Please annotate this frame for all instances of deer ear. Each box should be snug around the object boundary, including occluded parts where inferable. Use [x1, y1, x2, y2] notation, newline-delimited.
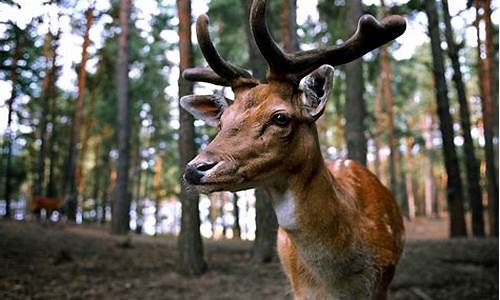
[180, 94, 229, 127]
[300, 65, 334, 121]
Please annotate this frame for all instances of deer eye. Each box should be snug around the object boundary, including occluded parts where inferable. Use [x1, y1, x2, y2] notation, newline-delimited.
[271, 112, 291, 127]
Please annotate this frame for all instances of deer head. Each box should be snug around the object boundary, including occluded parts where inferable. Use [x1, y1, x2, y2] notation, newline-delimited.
[180, 0, 405, 193]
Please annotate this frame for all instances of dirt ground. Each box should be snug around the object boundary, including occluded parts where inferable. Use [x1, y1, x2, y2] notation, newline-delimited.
[0, 218, 498, 300]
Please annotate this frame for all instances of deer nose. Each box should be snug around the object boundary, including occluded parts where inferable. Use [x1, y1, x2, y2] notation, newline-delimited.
[184, 161, 218, 184]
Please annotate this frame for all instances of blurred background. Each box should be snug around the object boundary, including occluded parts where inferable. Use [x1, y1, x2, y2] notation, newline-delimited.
[0, 0, 498, 299]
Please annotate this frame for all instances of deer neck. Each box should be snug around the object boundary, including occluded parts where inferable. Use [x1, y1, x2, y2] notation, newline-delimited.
[264, 154, 356, 247]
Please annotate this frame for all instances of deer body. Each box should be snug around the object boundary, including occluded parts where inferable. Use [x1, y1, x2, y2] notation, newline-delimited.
[31, 196, 61, 218]
[273, 159, 403, 300]
[179, 1, 406, 298]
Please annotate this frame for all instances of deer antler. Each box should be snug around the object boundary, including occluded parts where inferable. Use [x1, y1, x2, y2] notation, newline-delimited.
[250, 0, 406, 84]
[182, 14, 258, 88]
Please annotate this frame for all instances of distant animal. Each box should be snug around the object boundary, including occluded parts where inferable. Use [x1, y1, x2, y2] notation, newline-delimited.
[180, 0, 406, 299]
[30, 196, 61, 220]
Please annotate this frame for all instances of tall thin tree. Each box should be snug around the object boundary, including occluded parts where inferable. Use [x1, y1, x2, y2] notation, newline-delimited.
[111, 0, 131, 234]
[232, 193, 241, 239]
[62, 5, 94, 221]
[424, 0, 466, 237]
[379, 0, 400, 203]
[442, 0, 484, 236]
[2, 25, 21, 218]
[35, 31, 53, 198]
[343, 0, 367, 165]
[279, 0, 298, 52]
[475, 0, 498, 236]
[177, 0, 207, 275]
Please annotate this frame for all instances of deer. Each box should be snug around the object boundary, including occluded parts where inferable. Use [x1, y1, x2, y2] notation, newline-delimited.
[180, 0, 406, 299]
[30, 196, 61, 220]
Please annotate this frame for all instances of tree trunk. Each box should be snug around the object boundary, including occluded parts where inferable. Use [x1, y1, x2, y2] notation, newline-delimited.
[63, 6, 94, 221]
[111, 0, 131, 234]
[220, 193, 227, 238]
[3, 26, 21, 219]
[373, 77, 383, 180]
[133, 140, 143, 231]
[424, 0, 467, 237]
[279, 0, 298, 52]
[379, 0, 400, 203]
[232, 193, 241, 239]
[405, 134, 416, 220]
[475, 1, 498, 237]
[154, 154, 163, 235]
[343, 0, 367, 165]
[482, 0, 498, 141]
[35, 32, 53, 197]
[45, 28, 61, 198]
[423, 112, 437, 218]
[176, 0, 206, 276]
[210, 193, 218, 238]
[100, 160, 111, 225]
[381, 45, 399, 198]
[241, 0, 279, 263]
[442, 0, 485, 236]
[91, 140, 101, 222]
[253, 188, 278, 262]
[77, 79, 99, 197]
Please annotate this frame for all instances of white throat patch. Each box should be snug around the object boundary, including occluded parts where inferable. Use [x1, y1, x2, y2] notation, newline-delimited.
[271, 189, 297, 231]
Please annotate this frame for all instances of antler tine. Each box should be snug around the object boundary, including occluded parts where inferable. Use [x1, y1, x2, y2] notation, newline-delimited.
[249, 0, 293, 75]
[183, 67, 231, 86]
[193, 14, 255, 85]
[289, 15, 406, 80]
[250, 0, 406, 83]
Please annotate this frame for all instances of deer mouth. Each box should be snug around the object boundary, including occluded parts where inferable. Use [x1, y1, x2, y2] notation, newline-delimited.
[184, 160, 253, 193]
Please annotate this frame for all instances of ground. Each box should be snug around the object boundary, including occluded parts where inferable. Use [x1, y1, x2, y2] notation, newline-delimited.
[0, 218, 498, 300]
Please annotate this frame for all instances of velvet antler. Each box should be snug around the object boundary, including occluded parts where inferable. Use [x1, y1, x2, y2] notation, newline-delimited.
[250, 0, 406, 84]
[182, 14, 258, 88]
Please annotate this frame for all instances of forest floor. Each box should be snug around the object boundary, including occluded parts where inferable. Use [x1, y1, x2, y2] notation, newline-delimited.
[0, 218, 498, 300]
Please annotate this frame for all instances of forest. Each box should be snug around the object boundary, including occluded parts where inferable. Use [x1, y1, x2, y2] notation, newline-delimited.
[0, 0, 498, 299]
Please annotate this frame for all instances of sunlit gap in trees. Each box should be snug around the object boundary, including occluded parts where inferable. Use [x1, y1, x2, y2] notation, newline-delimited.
[0, 189, 257, 240]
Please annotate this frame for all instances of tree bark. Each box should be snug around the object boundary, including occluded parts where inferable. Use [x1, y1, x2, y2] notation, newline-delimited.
[99, 149, 111, 224]
[442, 0, 485, 236]
[133, 137, 143, 231]
[373, 77, 383, 180]
[35, 32, 53, 197]
[279, 0, 298, 52]
[45, 28, 61, 198]
[154, 154, 163, 235]
[77, 78, 99, 198]
[343, 0, 367, 165]
[379, 0, 400, 203]
[2, 26, 21, 218]
[423, 111, 437, 218]
[111, 0, 131, 234]
[232, 193, 241, 239]
[220, 193, 227, 238]
[482, 0, 498, 140]
[176, 0, 206, 276]
[241, 0, 279, 263]
[210, 193, 218, 238]
[405, 131, 416, 220]
[91, 139, 101, 222]
[63, 6, 94, 221]
[253, 188, 278, 262]
[3, 31, 20, 216]
[475, 1, 498, 236]
[424, 0, 467, 237]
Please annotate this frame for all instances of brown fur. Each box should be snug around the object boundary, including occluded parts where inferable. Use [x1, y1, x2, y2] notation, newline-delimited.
[275, 160, 404, 300]
[185, 79, 404, 300]
[30, 196, 61, 215]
